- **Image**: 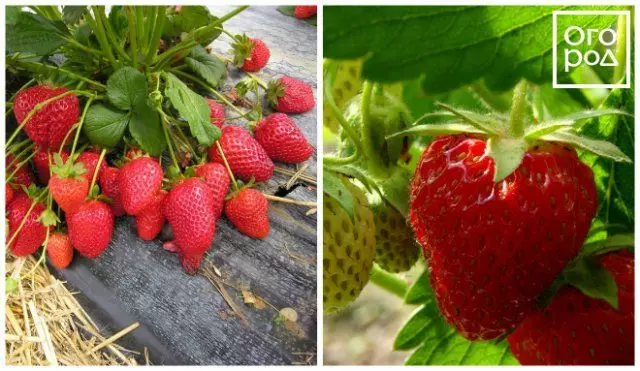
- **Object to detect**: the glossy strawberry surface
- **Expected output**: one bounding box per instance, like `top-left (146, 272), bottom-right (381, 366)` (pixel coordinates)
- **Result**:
top-left (409, 135), bottom-right (598, 340)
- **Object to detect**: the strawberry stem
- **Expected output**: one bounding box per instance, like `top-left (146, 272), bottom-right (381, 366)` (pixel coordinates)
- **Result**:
top-left (21, 228), bottom-right (50, 279)
top-left (125, 7), bottom-right (138, 67)
top-left (360, 82), bottom-right (385, 176)
top-left (369, 264), bottom-right (408, 298)
top-left (6, 151), bottom-right (36, 184)
top-left (508, 80), bottom-right (527, 137)
top-left (159, 112), bottom-right (181, 171)
top-left (144, 6), bottom-right (167, 66)
top-left (215, 141), bottom-right (239, 191)
top-left (70, 97), bottom-right (95, 158)
top-left (89, 148), bottom-right (107, 193)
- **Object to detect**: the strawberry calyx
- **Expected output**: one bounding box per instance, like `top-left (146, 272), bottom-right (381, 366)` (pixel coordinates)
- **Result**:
top-left (265, 78), bottom-right (285, 107)
top-left (230, 33), bottom-right (254, 68)
top-left (388, 80), bottom-right (632, 183)
top-left (50, 152), bottom-right (87, 181)
top-left (224, 178), bottom-right (255, 201)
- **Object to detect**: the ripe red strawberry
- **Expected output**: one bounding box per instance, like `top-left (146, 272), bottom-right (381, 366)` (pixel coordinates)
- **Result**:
top-left (67, 200), bottom-right (114, 258)
top-left (195, 163), bottom-right (230, 220)
top-left (6, 184), bottom-right (14, 205)
top-left (118, 157), bottom-right (163, 215)
top-left (508, 251), bottom-right (634, 365)
top-left (135, 190), bottom-right (168, 241)
top-left (76, 151), bottom-right (107, 182)
top-left (208, 126), bottom-right (274, 182)
top-left (164, 178), bottom-right (216, 274)
top-left (231, 35), bottom-right (270, 72)
top-left (6, 153), bottom-right (35, 186)
top-left (13, 85), bottom-right (80, 149)
top-left (266, 76), bottom-right (315, 113)
top-left (206, 99), bottom-right (225, 128)
top-left (49, 157), bottom-right (89, 214)
top-left (46, 232), bottom-right (74, 269)
top-left (225, 188), bottom-right (270, 239)
top-left (33, 148), bottom-right (70, 185)
top-left (409, 135), bottom-right (597, 340)
top-left (7, 194), bottom-right (48, 256)
top-left (99, 167), bottom-right (126, 216)
top-left (294, 6), bottom-right (317, 19)
top-left (254, 113), bottom-right (313, 164)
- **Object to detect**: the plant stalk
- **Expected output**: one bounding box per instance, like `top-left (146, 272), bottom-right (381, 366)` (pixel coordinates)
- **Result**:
top-left (369, 264), bottom-right (408, 298)
top-left (508, 80), bottom-right (528, 137)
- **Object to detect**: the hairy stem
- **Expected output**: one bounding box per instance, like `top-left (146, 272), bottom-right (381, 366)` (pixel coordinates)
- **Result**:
top-left (508, 80), bottom-right (528, 137)
top-left (369, 264), bottom-right (408, 298)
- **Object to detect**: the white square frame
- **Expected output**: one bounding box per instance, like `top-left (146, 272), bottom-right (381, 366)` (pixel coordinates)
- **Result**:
top-left (552, 10), bottom-right (631, 89)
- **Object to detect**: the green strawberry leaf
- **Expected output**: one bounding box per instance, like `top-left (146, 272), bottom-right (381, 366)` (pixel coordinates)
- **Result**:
top-left (324, 6), bottom-right (620, 93)
top-left (164, 72), bottom-right (220, 146)
top-left (164, 6), bottom-right (221, 46)
top-left (406, 332), bottom-right (517, 365)
top-left (577, 88), bottom-right (634, 232)
top-left (394, 302), bottom-right (444, 351)
top-left (107, 67), bottom-right (148, 111)
top-left (323, 169), bottom-right (355, 221)
top-left (62, 6), bottom-right (86, 25)
top-left (562, 256), bottom-right (619, 309)
top-left (404, 270), bottom-right (433, 305)
top-left (5, 277), bottom-right (19, 295)
top-left (186, 46), bottom-right (227, 87)
top-left (84, 104), bottom-right (130, 148)
top-left (6, 11), bottom-right (68, 56)
top-left (128, 99), bottom-right (166, 156)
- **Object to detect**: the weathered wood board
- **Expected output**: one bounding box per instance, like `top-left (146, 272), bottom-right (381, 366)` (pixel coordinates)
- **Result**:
top-left (52, 6), bottom-right (317, 365)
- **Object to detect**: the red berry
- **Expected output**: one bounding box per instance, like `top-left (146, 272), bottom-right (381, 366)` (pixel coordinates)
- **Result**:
top-left (6, 184), bottom-right (14, 205)
top-left (118, 157), bottom-right (164, 215)
top-left (99, 167), bottom-right (126, 216)
top-left (195, 163), bottom-right (230, 220)
top-left (76, 151), bottom-right (107, 182)
top-left (232, 36), bottom-right (270, 72)
top-left (7, 194), bottom-right (48, 256)
top-left (68, 200), bottom-right (114, 259)
top-left (6, 154), bottom-right (35, 187)
top-left (508, 251), bottom-right (634, 365)
top-left (13, 85), bottom-right (79, 149)
top-left (254, 113), bottom-right (313, 164)
top-left (135, 190), bottom-right (168, 241)
top-left (225, 188), bottom-right (270, 239)
top-left (294, 6), bottom-right (317, 19)
top-left (206, 99), bottom-right (225, 128)
top-left (164, 178), bottom-right (216, 274)
top-left (208, 126), bottom-right (274, 182)
top-left (33, 148), bottom-right (70, 185)
top-left (267, 76), bottom-right (315, 113)
top-left (47, 232), bottom-right (73, 269)
top-left (409, 136), bottom-right (598, 340)
top-left (49, 158), bottom-right (90, 214)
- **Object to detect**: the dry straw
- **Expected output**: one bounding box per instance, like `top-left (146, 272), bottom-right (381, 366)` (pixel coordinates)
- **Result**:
top-left (5, 254), bottom-right (143, 366)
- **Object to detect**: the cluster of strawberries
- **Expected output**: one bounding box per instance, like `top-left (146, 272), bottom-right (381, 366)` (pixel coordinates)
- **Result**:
top-left (7, 37), bottom-right (315, 274)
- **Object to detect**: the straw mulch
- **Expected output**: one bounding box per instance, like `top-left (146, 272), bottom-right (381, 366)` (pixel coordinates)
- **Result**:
top-left (5, 254), bottom-right (144, 366)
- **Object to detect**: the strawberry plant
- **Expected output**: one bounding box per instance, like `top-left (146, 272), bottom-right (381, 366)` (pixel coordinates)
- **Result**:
top-left (323, 6), bottom-right (633, 365)
top-left (6, 6), bottom-right (316, 278)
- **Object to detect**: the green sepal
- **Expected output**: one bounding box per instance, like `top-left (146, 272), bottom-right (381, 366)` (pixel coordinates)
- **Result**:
top-left (39, 209), bottom-right (59, 227)
top-left (323, 169), bottom-right (355, 222)
top-left (560, 256), bottom-right (619, 309)
top-left (539, 130), bottom-right (632, 163)
top-left (580, 234), bottom-right (634, 257)
top-left (266, 78), bottom-right (285, 108)
top-left (486, 137), bottom-right (527, 182)
top-left (230, 33), bottom-right (254, 67)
